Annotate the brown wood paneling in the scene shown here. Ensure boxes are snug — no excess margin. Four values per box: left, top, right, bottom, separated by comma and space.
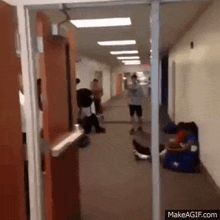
0, 2, 26, 220
36, 12, 80, 220
116, 74, 123, 96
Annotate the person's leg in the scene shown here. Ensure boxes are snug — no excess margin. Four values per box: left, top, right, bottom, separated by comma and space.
90, 114, 106, 133
97, 98, 103, 114
82, 117, 92, 134
137, 105, 143, 125
129, 105, 136, 134
94, 99, 99, 114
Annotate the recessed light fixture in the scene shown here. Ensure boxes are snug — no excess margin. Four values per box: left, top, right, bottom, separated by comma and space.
122, 60, 141, 65
70, 17, 131, 28
110, 50, 139, 55
117, 56, 140, 60
98, 40, 136, 46
124, 63, 141, 65
122, 60, 140, 63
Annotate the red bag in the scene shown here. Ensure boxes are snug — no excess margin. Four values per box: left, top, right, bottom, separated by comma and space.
176, 130, 188, 143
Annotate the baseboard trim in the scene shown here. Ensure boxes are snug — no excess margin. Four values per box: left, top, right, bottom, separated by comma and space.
200, 162, 220, 197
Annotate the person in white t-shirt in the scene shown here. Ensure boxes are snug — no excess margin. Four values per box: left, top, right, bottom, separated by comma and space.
128, 74, 143, 135
18, 74, 45, 155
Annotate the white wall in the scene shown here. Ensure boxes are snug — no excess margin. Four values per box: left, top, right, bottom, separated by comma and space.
76, 56, 111, 103
111, 71, 118, 97
114, 65, 146, 74
168, 0, 220, 187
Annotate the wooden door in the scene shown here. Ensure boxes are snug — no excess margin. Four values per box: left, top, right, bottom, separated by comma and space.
0, 2, 27, 220
36, 13, 80, 220
116, 74, 123, 96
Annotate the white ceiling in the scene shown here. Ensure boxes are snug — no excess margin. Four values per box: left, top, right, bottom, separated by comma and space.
43, 0, 212, 67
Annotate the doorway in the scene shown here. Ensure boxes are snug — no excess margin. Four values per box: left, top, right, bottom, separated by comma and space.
94, 70, 103, 86
124, 72, 130, 90
172, 60, 176, 121
161, 56, 169, 108
17, 2, 159, 220
65, 43, 73, 131
116, 74, 123, 96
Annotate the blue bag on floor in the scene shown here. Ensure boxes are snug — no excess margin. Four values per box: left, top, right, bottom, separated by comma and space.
163, 150, 200, 173
162, 122, 178, 134
186, 134, 198, 142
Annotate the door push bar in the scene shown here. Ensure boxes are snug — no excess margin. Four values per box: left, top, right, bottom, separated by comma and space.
51, 124, 84, 157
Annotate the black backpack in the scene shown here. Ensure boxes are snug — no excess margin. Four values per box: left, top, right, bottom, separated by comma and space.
77, 134, 90, 148
77, 89, 93, 108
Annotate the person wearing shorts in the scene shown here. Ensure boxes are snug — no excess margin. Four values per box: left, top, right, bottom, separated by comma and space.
128, 74, 143, 135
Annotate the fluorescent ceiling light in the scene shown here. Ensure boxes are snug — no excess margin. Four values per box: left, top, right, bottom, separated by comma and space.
71, 17, 131, 28
110, 50, 138, 55
117, 56, 140, 60
124, 63, 141, 65
122, 60, 140, 63
137, 72, 143, 74
98, 40, 136, 46
123, 62, 141, 65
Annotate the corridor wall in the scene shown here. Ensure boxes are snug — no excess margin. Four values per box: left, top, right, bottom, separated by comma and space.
168, 0, 220, 188
75, 56, 111, 103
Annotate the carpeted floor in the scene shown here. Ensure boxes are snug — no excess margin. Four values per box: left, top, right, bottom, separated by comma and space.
79, 95, 220, 220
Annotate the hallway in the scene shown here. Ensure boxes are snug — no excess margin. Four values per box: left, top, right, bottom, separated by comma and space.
79, 95, 220, 220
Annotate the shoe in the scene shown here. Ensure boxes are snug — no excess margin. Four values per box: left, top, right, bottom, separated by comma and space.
130, 128, 135, 135
96, 127, 106, 133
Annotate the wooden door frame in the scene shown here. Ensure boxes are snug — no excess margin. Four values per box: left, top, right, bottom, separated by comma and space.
65, 43, 73, 131
172, 61, 176, 122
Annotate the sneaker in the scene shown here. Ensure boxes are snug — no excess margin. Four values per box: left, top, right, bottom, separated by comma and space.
130, 128, 135, 135
96, 127, 106, 133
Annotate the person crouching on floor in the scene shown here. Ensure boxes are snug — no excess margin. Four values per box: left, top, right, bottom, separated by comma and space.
76, 78, 106, 134
133, 127, 166, 160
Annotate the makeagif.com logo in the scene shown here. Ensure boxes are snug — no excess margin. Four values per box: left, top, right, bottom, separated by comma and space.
167, 211, 218, 219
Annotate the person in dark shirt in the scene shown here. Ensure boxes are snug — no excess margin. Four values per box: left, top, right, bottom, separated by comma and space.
76, 78, 105, 134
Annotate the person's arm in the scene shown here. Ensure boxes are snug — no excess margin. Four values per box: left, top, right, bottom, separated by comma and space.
77, 107, 82, 124
97, 84, 103, 98
100, 87, 103, 97
128, 86, 132, 97
139, 86, 144, 98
